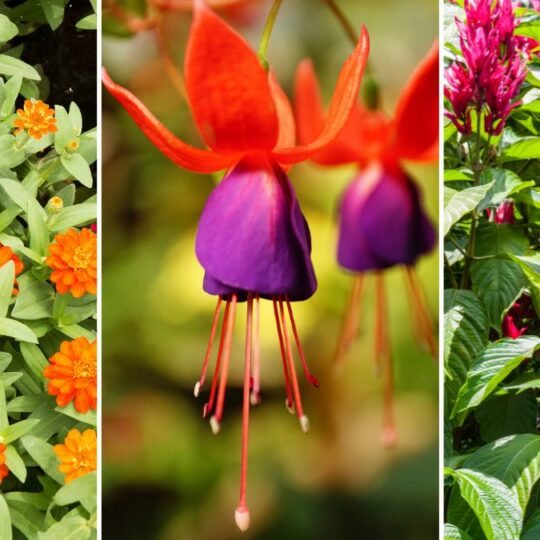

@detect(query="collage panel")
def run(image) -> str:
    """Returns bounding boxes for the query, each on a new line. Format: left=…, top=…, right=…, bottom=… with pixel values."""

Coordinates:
left=0, top=0, right=98, bottom=538
left=443, top=0, right=540, bottom=539
left=102, top=0, right=438, bottom=538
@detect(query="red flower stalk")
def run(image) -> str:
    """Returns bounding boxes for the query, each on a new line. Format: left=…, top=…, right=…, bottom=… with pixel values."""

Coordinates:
left=445, top=0, right=528, bottom=135
left=295, top=43, right=438, bottom=447
left=104, top=0, right=369, bottom=529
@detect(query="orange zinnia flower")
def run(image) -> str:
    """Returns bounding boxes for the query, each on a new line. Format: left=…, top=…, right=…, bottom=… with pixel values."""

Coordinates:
left=54, top=428, right=97, bottom=483
left=0, top=243, right=24, bottom=295
left=44, top=337, right=97, bottom=414
left=0, top=444, right=9, bottom=484
left=13, top=99, right=58, bottom=140
left=46, top=228, right=97, bottom=298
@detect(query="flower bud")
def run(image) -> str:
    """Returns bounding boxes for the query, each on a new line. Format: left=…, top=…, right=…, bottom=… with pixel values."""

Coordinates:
left=46, top=196, right=64, bottom=214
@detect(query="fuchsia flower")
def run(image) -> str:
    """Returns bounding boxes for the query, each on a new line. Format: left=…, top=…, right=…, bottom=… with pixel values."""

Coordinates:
left=502, top=294, right=536, bottom=338
left=104, top=1, right=369, bottom=530
left=295, top=44, right=438, bottom=447
left=445, top=0, right=528, bottom=135
left=487, top=200, right=515, bottom=223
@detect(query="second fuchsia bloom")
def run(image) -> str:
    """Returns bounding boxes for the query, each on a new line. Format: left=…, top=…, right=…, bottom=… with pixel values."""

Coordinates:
left=295, top=43, right=438, bottom=447
left=445, top=0, right=529, bottom=135
left=104, top=0, right=369, bottom=530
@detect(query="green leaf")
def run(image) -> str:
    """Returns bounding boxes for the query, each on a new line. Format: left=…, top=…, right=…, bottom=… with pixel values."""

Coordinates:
left=444, top=183, right=493, bottom=235
left=47, top=203, right=96, bottom=232
left=0, top=74, right=22, bottom=117
left=12, top=277, right=55, bottom=321
left=5, top=445, right=27, bottom=483
left=19, top=342, right=48, bottom=381
left=474, top=222, right=528, bottom=257
left=0, top=317, right=38, bottom=343
left=0, top=14, right=18, bottom=43
left=522, top=508, right=540, bottom=540
left=20, top=435, right=64, bottom=484
left=0, top=55, right=40, bottom=81
left=0, top=494, right=12, bottom=540
left=444, top=289, right=489, bottom=412
left=452, top=336, right=540, bottom=417
left=54, top=472, right=96, bottom=507
left=0, top=178, right=46, bottom=220
left=504, top=371, right=540, bottom=393
left=41, top=0, right=67, bottom=30
left=0, top=260, right=14, bottom=318
left=476, top=391, right=537, bottom=441
left=56, top=403, right=96, bottom=427
left=470, top=259, right=526, bottom=330
left=509, top=254, right=540, bottom=316
left=27, top=199, right=50, bottom=256
left=501, top=137, right=540, bottom=161
left=478, top=168, right=534, bottom=210
left=0, top=419, right=40, bottom=443
left=447, top=468, right=522, bottom=540
left=38, top=515, right=92, bottom=540
left=0, top=206, right=21, bottom=233
left=443, top=523, right=474, bottom=540
left=60, top=153, right=93, bottom=188
left=76, top=14, right=97, bottom=30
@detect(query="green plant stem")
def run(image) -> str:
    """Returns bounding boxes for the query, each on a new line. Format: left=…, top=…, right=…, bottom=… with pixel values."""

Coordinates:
left=445, top=254, right=459, bottom=289
left=258, top=0, right=283, bottom=65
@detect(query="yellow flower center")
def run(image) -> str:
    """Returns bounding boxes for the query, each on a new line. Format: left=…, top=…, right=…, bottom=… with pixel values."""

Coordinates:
left=67, top=139, right=79, bottom=151
left=72, top=247, right=92, bottom=270
left=73, top=355, right=96, bottom=379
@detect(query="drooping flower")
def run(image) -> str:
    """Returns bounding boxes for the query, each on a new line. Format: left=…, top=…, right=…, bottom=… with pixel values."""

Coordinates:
left=295, top=42, right=438, bottom=447
left=0, top=444, right=9, bottom=484
left=13, top=99, right=58, bottom=140
left=502, top=294, right=537, bottom=338
left=487, top=200, right=515, bottom=223
left=54, top=428, right=97, bottom=483
left=44, top=337, right=97, bottom=414
left=0, top=243, right=23, bottom=295
left=103, top=1, right=369, bottom=529
left=46, top=228, right=97, bottom=298
left=445, top=0, right=528, bottom=135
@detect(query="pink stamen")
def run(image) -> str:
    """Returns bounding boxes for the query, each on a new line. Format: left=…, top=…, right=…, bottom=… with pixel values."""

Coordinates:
left=375, top=273, right=396, bottom=448
left=334, top=274, right=365, bottom=365
left=204, top=300, right=231, bottom=418
left=210, top=294, right=237, bottom=434
left=285, top=296, right=319, bottom=388
left=235, top=294, right=253, bottom=532
left=405, top=267, right=436, bottom=360
left=194, top=296, right=223, bottom=397
left=273, top=297, right=294, bottom=413
left=279, top=298, right=309, bottom=432
left=250, top=294, right=261, bottom=406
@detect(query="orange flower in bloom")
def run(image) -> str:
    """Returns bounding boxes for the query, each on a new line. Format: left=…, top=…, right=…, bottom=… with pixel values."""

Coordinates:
left=54, top=428, right=97, bottom=483
left=46, top=228, right=97, bottom=298
left=13, top=99, right=58, bottom=140
left=0, top=243, right=24, bottom=295
left=0, top=444, right=9, bottom=484
left=44, top=337, right=97, bottom=414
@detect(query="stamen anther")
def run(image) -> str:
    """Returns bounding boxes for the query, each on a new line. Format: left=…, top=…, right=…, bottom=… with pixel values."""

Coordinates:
left=210, top=415, right=221, bottom=435
left=235, top=505, right=250, bottom=532
left=300, top=415, right=310, bottom=433
left=193, top=381, right=201, bottom=398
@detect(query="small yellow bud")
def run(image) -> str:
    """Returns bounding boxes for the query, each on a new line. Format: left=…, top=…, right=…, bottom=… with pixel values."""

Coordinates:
left=46, top=196, right=64, bottom=214
left=67, top=139, right=80, bottom=152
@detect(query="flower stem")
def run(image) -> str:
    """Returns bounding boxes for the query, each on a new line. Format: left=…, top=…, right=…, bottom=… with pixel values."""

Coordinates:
left=322, top=0, right=357, bottom=47
left=258, top=0, right=284, bottom=67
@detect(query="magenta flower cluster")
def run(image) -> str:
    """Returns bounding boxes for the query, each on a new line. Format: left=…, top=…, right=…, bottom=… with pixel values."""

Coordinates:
left=445, top=0, right=528, bottom=135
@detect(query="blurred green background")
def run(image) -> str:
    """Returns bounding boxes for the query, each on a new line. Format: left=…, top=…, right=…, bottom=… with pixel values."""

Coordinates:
left=102, top=0, right=439, bottom=538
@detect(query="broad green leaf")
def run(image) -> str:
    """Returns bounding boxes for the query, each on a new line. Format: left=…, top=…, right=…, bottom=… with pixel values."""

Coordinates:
left=76, top=14, right=97, bottom=30
left=47, top=203, right=96, bottom=232
left=522, top=508, right=540, bottom=540
left=501, top=137, right=540, bottom=161
left=5, top=445, right=26, bottom=483
left=444, top=183, right=493, bottom=235
left=0, top=419, right=40, bottom=443
left=54, top=472, right=96, bottom=507
left=19, top=342, right=48, bottom=381
left=447, top=468, right=522, bottom=540
left=0, top=260, right=14, bottom=318
left=61, top=153, right=93, bottom=188
left=470, top=259, right=526, bottom=330
left=0, top=178, right=46, bottom=220
left=0, top=317, right=38, bottom=343
left=0, top=136, right=25, bottom=168
left=41, top=0, right=67, bottom=30
left=8, top=500, right=44, bottom=538
left=38, top=515, right=92, bottom=540
left=12, top=278, right=54, bottom=321
left=476, top=391, right=537, bottom=441
left=56, top=403, right=97, bottom=427
left=444, top=290, right=489, bottom=411
left=452, top=336, right=540, bottom=417
left=0, top=54, right=40, bottom=80
left=478, top=168, right=534, bottom=210
left=0, top=14, right=18, bottom=43
left=504, top=372, right=540, bottom=393
left=21, top=435, right=64, bottom=484
left=0, top=494, right=12, bottom=540
left=474, top=222, right=528, bottom=257
left=509, top=254, right=540, bottom=316
left=443, top=523, right=474, bottom=540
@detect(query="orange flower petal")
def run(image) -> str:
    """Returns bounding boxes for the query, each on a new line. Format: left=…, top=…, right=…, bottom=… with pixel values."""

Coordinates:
left=273, top=26, right=370, bottom=164
left=102, top=69, right=236, bottom=174
left=184, top=1, right=278, bottom=153
left=391, top=41, right=439, bottom=162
